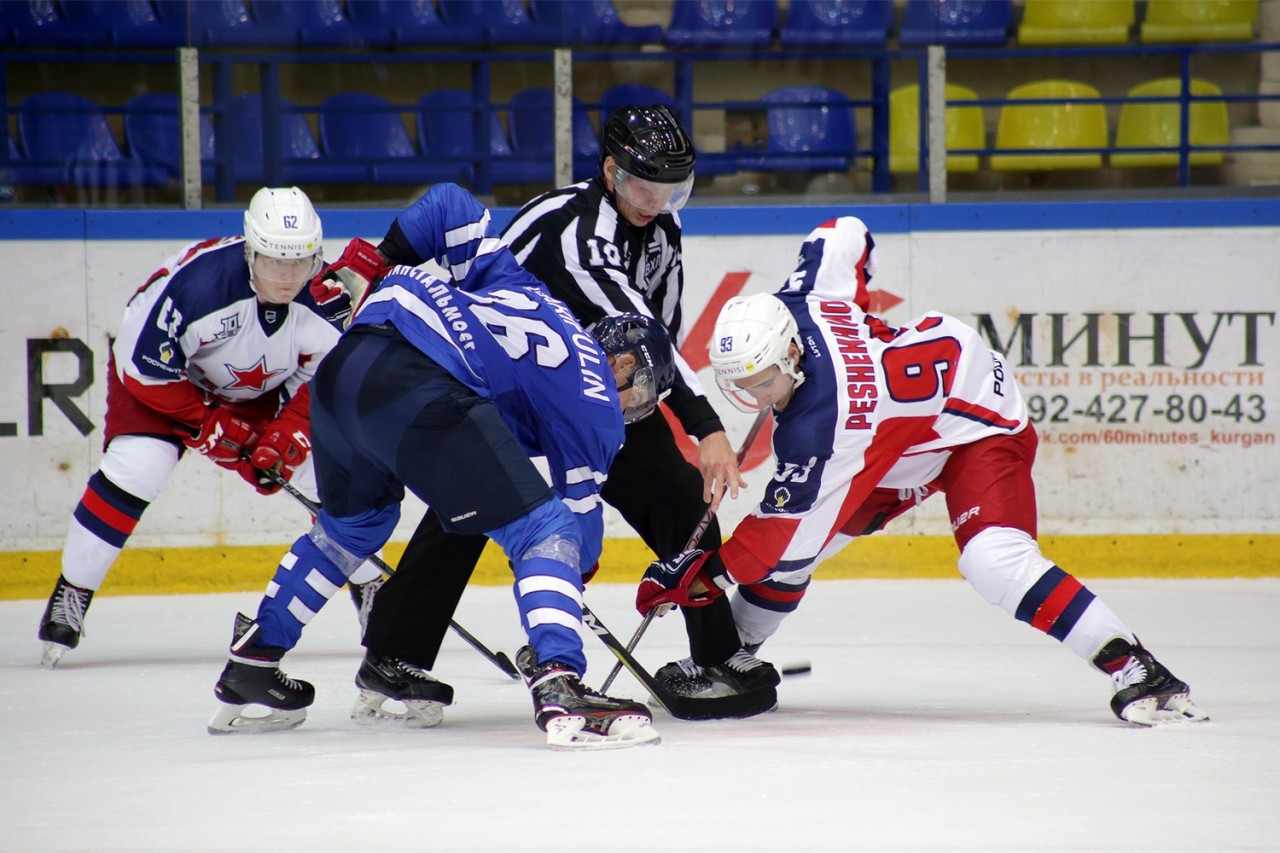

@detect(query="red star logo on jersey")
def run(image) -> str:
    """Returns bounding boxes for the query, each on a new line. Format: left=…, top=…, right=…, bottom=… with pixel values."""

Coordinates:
left=224, top=356, right=285, bottom=391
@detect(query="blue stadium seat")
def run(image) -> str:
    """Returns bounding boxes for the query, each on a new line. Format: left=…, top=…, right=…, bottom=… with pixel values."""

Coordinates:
left=154, top=0, right=285, bottom=47
left=779, top=0, right=892, bottom=46
left=346, top=0, right=464, bottom=46
left=5, top=0, right=111, bottom=47
left=58, top=0, right=187, bottom=48
left=508, top=87, right=600, bottom=181
left=17, top=92, right=168, bottom=188
left=438, top=0, right=559, bottom=45
left=417, top=89, right=543, bottom=186
left=898, top=0, right=1012, bottom=46
left=252, top=0, right=389, bottom=48
left=664, top=0, right=777, bottom=47
left=124, top=93, right=215, bottom=182
left=528, top=0, right=663, bottom=44
left=735, top=86, right=855, bottom=172
left=225, top=93, right=366, bottom=184
left=4, top=133, right=58, bottom=185
left=319, top=92, right=444, bottom=185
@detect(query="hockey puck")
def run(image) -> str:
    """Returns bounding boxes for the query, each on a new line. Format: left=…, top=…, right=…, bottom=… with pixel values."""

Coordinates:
left=781, top=662, right=812, bottom=677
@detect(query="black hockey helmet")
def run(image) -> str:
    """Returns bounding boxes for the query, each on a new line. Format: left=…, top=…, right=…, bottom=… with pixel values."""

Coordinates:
left=600, top=105, right=696, bottom=184
left=591, top=313, right=676, bottom=424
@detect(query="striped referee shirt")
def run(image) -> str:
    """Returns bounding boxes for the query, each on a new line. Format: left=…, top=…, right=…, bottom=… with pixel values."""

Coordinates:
left=500, top=176, right=725, bottom=440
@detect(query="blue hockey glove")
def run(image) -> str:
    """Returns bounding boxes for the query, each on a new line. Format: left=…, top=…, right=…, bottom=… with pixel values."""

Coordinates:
left=636, top=549, right=728, bottom=616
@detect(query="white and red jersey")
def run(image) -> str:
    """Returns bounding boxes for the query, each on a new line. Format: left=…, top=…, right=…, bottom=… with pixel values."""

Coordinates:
left=720, top=217, right=1030, bottom=585
left=112, top=237, right=341, bottom=426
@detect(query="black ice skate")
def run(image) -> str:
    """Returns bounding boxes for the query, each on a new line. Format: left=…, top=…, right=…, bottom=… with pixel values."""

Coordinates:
left=38, top=575, right=94, bottom=669
left=1093, top=637, right=1208, bottom=726
left=515, top=645, right=659, bottom=750
left=656, top=649, right=780, bottom=705
left=208, top=613, right=315, bottom=735
left=348, top=574, right=385, bottom=636
left=351, top=652, right=454, bottom=728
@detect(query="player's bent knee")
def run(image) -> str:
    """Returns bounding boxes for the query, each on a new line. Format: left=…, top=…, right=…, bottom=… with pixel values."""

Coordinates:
left=487, top=498, right=581, bottom=569
left=957, top=526, right=1055, bottom=611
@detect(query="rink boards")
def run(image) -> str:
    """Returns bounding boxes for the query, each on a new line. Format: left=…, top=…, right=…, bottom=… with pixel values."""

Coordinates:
left=1, top=199, right=1277, bottom=592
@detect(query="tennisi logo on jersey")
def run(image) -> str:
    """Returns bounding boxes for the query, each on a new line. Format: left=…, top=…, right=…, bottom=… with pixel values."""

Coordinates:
left=820, top=301, right=879, bottom=430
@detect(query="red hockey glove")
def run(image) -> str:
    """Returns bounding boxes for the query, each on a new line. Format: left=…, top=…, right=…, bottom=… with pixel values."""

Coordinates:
left=249, top=386, right=312, bottom=485
left=582, top=561, right=601, bottom=585
left=177, top=406, right=261, bottom=466
left=635, top=549, right=729, bottom=616
left=308, top=237, right=388, bottom=324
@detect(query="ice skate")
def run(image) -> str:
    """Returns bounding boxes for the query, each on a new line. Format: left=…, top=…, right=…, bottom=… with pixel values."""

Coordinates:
left=516, top=646, right=659, bottom=750
left=38, top=575, right=94, bottom=669
left=656, top=648, right=780, bottom=700
left=208, top=614, right=315, bottom=734
left=1093, top=637, right=1208, bottom=726
left=348, top=575, right=385, bottom=636
left=351, top=652, right=454, bottom=728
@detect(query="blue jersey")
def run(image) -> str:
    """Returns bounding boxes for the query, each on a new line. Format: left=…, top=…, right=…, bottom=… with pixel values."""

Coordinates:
left=350, top=253, right=624, bottom=568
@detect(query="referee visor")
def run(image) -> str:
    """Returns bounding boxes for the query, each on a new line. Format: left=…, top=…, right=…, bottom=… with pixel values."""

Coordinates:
left=613, top=166, right=694, bottom=217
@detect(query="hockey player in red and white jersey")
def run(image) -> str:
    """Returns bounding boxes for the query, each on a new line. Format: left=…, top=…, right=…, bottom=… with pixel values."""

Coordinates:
left=37, top=187, right=382, bottom=668
left=637, top=216, right=1208, bottom=726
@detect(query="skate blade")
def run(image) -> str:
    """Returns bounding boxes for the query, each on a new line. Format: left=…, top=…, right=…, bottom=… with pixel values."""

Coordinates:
left=207, top=702, right=307, bottom=735
left=544, top=714, right=661, bottom=751
left=1120, top=693, right=1210, bottom=726
left=40, top=642, right=69, bottom=670
left=351, top=689, right=445, bottom=729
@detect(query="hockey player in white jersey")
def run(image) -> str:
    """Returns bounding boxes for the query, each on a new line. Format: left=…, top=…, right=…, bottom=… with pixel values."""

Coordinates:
left=37, top=187, right=383, bottom=668
left=637, top=216, right=1208, bottom=727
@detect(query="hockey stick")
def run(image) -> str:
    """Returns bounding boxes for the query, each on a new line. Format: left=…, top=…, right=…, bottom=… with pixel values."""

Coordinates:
left=581, top=603, right=776, bottom=721
left=261, top=468, right=521, bottom=679
left=598, top=408, right=771, bottom=693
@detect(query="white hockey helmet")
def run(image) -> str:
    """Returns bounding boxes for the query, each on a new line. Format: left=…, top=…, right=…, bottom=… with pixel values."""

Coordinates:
left=710, top=293, right=805, bottom=412
left=243, top=186, right=323, bottom=287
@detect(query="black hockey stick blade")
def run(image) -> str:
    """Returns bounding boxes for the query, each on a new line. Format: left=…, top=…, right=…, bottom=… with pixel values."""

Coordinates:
left=582, top=604, right=777, bottom=721
left=265, top=469, right=520, bottom=679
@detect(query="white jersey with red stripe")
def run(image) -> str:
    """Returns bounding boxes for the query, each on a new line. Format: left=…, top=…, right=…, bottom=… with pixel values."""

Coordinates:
left=112, top=237, right=341, bottom=425
left=720, top=217, right=1030, bottom=586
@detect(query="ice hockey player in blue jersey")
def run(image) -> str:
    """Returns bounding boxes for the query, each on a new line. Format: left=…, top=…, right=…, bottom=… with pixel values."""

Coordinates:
left=209, top=184, right=672, bottom=750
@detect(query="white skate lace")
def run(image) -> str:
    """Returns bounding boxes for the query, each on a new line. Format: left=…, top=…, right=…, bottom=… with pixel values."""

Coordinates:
left=675, top=658, right=704, bottom=677
left=51, top=585, right=89, bottom=632
left=1110, top=656, right=1149, bottom=691
left=274, top=669, right=306, bottom=691
left=396, top=660, right=438, bottom=683
left=723, top=649, right=765, bottom=674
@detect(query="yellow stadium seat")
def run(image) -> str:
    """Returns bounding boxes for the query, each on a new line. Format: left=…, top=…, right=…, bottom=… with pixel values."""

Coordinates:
left=1018, top=0, right=1135, bottom=45
left=1111, top=77, right=1229, bottom=167
left=1140, top=0, right=1257, bottom=43
left=990, top=80, right=1108, bottom=171
left=888, top=84, right=985, bottom=174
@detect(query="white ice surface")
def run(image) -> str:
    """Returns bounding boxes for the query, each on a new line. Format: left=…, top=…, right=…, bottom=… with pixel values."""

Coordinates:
left=2, top=578, right=1277, bottom=852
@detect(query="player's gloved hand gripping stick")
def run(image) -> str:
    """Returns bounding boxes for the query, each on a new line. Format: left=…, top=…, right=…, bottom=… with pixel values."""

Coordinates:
left=597, top=408, right=770, bottom=693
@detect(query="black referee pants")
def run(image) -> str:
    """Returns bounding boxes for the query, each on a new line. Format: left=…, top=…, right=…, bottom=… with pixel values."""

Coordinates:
left=361, top=409, right=743, bottom=670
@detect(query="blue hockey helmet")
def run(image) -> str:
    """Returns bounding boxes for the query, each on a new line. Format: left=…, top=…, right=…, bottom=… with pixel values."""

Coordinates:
left=591, top=313, right=676, bottom=424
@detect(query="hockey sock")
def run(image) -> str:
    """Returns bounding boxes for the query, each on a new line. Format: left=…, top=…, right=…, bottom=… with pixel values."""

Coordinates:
left=730, top=576, right=811, bottom=652
left=511, top=555, right=587, bottom=676
left=255, top=534, right=354, bottom=650
left=1014, top=565, right=1098, bottom=643
left=61, top=472, right=149, bottom=590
